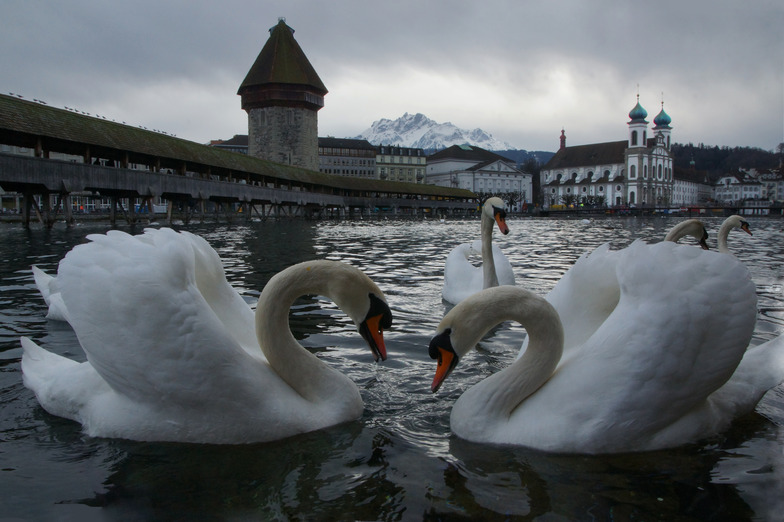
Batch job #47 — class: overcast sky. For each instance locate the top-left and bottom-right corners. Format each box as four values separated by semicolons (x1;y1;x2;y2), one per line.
3;0;782;152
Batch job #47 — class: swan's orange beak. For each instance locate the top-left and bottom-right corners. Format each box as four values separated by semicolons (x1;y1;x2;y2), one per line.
431;347;457;393
359;294;392;362
740;222;752;236
495;213;509;235
360;313;388;362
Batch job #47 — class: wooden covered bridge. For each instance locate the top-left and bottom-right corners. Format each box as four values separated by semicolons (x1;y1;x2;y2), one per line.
0;94;477;226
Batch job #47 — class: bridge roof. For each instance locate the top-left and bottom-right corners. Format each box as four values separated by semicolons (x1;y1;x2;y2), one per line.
0;94;474;199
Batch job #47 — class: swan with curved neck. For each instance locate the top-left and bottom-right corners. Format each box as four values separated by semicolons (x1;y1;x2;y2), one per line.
717;215;751;253
21;228;392;444
664;218;709;249
664;215;751;252
430;240;780;453
442;197;513;304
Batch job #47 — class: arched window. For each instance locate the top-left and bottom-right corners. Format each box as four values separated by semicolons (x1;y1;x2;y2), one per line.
629;191;636;204
630;165;636;179
631;130;638;146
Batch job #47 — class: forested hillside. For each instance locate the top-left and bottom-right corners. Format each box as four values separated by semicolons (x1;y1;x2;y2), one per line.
672;143;781;179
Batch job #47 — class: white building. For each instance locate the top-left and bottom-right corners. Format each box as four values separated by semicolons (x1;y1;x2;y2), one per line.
714;173;762;205
426;145;532;211
540;96;674;208
672;168;713;206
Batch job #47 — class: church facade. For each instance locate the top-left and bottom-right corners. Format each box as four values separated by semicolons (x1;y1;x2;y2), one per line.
540;97;674;208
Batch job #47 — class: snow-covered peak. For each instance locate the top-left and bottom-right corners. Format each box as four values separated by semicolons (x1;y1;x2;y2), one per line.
355;113;517;151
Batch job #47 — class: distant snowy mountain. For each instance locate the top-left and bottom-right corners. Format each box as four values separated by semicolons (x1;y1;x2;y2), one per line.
354;113;518;151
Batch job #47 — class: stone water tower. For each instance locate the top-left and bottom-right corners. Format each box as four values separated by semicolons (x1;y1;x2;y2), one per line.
238;18;327;171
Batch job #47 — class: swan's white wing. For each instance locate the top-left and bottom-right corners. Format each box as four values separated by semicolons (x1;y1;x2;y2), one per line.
518;242;621;359
57;229;256;407
442;243;482;304
180;231;260;357
561;241;757;437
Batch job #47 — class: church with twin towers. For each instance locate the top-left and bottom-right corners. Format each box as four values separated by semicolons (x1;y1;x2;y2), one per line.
540;95;678;208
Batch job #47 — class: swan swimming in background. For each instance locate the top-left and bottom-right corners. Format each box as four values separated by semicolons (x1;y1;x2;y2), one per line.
21;228;392;444
428;240;784;453
664;214;751;252
716;214;752;253
442;197;514;304
664;218;709;249
520;215;754;356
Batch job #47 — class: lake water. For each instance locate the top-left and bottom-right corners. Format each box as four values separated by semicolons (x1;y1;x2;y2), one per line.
1;215;783;520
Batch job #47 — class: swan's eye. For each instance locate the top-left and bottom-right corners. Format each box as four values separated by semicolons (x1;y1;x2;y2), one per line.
428;329;453;360
367;294;392;329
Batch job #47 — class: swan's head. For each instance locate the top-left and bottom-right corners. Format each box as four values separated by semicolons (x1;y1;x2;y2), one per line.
727;215;752;236
689;221;710;250
358;293;393;362
483;197;509;235
428;287;513;392
319;262;393;362
664;219;709;249
428;328;459;393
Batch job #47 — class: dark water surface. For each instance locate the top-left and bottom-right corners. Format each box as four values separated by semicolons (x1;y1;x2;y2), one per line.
1;216;783;520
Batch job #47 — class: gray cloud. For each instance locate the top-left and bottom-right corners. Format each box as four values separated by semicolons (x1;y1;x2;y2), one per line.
2;0;782;152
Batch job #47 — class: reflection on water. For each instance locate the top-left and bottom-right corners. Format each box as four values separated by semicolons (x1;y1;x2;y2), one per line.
1;216;783;520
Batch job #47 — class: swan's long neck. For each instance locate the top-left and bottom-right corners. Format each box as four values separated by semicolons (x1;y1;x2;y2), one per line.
717;219;735;254
457;288;564;421
665;219;702;243
481;212;499;289
255;262;352;403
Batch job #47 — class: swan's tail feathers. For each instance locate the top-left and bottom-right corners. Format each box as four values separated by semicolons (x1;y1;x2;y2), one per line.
20;336;76;393
31;266;70;322
20;337;90;422
717;333;784;418
748;333;784;392
31;265;55;304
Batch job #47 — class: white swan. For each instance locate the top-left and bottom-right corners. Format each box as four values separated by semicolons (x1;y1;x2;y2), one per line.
21;228;392;444
429;240;783;453
664;218;709;249
442;197;514;304
717;214;752;253
664;215;751;252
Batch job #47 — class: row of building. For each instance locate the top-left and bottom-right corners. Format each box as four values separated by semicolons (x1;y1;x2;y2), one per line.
210;135;534;212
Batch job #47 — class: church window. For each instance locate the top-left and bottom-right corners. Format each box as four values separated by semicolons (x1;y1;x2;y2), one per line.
631;131;638;146
630;165;636;179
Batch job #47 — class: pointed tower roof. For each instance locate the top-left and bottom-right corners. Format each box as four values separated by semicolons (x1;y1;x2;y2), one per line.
238;19;327;111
